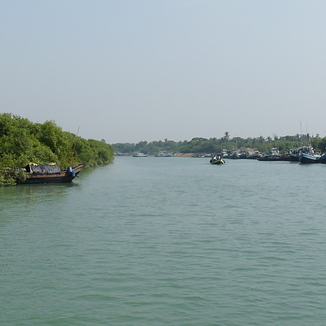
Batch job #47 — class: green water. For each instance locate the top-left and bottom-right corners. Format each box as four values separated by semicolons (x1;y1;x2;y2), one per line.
1;157;326;325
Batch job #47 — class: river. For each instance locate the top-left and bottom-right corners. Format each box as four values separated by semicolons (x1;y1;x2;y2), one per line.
1;157;326;325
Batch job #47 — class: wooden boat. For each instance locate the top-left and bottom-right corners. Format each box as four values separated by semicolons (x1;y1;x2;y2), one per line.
289;146;313;161
246;151;260;159
210;156;225;165
258;154;281;161
280;153;290;161
229;151;247;159
16;163;83;184
155;151;172;157
319;153;326;164
299;153;320;164
258;148;281;161
133;152;148;157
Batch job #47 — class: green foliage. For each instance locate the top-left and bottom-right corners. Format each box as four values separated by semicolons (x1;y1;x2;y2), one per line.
0;113;114;185
311;136;326;153
112;133;324;156
0;154;18;185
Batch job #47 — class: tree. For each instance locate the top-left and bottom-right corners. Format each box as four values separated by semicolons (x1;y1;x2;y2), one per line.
223;132;230;141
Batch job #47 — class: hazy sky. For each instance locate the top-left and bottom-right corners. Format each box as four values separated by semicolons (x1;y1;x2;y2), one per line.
1;1;326;144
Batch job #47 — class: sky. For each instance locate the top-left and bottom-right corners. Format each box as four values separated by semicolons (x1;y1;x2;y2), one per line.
1;0;326;144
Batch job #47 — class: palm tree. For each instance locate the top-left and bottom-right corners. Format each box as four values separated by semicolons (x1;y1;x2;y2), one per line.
224;131;230;141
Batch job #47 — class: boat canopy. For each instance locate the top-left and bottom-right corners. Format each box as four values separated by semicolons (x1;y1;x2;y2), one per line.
25;163;61;174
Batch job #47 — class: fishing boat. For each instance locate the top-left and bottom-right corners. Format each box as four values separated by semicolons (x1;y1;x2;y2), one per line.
155;151;172;157
246;151;260;159
289;146;313;161
229;151;240;159
210;155;225;165
258;148;281;161
133;152;148;157
299;153;320;164
319;153;326;164
258;154;281;161
16;163;83;184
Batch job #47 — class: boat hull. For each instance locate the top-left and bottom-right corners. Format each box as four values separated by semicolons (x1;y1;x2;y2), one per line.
210;159;225;165
299;154;319;164
17;165;83;184
289;154;299;161
258;155;281;161
133;153;148;157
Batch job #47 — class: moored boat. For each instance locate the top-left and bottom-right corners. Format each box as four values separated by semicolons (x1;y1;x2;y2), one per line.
133;152;148;157
155;151;172;157
299;153;320;164
258;148;281;161
289;146;313;161
229;151;240;159
246;151;260;159
319;153;326;164
258;154;281;161
16;163;83;184
229;151;247;159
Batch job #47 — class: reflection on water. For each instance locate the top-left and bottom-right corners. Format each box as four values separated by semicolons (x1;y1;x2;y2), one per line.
0;182;78;202
0;183;79;227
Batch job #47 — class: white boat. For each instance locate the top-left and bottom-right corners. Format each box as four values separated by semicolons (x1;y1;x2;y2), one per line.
155;151;172;157
133;152;148;157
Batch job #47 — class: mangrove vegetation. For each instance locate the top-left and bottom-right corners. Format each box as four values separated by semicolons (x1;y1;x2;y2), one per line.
0;113;114;185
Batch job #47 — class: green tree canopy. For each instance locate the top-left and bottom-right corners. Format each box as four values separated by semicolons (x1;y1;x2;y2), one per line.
112;133;325;156
0;113;114;185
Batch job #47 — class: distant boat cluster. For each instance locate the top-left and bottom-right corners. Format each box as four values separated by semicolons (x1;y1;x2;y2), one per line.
214;146;326;164
117;146;326;164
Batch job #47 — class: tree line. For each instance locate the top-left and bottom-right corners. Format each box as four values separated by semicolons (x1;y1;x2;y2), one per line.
112;132;326;155
0;113;114;185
